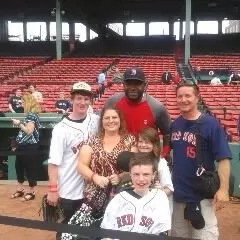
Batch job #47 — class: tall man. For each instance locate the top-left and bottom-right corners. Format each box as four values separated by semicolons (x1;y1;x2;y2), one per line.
104;67;171;156
170;81;231;240
47;82;99;236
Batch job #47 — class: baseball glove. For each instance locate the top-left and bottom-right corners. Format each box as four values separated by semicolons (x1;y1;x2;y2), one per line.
39;194;64;223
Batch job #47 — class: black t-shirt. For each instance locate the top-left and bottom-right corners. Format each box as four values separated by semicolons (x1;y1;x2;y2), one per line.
55;100;71;111
8;96;23;113
231;74;240;82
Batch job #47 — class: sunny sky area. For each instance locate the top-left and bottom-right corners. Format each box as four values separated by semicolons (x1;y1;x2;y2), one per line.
7;20;234;42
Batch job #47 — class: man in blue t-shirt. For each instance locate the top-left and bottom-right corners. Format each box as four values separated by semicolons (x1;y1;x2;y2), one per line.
55;92;71;114
170;81;231;240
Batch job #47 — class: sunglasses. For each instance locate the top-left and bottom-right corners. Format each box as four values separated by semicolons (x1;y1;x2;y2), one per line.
176;80;199;92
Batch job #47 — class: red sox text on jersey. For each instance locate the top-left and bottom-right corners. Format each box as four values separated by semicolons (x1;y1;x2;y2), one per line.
117;214;154;230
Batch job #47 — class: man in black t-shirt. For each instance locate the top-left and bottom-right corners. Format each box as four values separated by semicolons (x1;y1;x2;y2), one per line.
55;92;71;114
8;89;24;113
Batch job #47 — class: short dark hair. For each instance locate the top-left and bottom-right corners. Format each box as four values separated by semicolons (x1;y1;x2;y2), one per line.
15;88;22;92
175;80;200;95
129;152;158;173
26;82;36;88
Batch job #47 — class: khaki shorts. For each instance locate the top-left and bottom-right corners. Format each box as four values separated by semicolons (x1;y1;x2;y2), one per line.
171;199;219;240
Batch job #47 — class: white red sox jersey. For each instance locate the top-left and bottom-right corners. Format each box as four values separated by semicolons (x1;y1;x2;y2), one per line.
48;113;99;200
101;188;171;235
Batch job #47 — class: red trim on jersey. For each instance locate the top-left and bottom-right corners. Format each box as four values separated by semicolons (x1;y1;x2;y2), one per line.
116;97;155;136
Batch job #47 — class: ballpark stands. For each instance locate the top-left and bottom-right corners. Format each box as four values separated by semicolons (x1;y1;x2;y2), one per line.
0;56;239;141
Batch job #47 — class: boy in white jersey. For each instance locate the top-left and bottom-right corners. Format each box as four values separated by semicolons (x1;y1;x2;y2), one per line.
47;82;99;237
101;152;171;236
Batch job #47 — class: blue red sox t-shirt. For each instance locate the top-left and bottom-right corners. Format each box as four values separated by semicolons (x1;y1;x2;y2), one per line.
170;114;232;202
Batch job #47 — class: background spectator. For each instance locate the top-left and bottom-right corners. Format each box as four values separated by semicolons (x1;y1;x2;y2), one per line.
55;92;71;114
97;68;107;98
11;93;41;201
173;71;181;84
8;88;24;113
112;67;123;83
210;75;222;85
161;70;173;85
26;83;43;103
228;71;240;84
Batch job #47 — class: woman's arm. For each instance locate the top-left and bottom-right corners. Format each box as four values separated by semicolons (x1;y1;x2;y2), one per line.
12;118;35;135
158;158;174;196
78;145;109;188
77;145;94;180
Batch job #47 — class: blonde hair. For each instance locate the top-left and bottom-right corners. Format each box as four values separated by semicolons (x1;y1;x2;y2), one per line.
23;93;41;115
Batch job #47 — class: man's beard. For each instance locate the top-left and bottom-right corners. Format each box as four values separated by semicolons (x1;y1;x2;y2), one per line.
125;90;143;102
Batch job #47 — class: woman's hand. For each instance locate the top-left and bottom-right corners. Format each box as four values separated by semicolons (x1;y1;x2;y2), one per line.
109;174;120;186
11;119;21;126
93;174;109;188
153;181;163;189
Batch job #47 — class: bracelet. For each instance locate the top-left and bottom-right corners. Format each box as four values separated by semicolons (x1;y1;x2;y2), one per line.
90;173;96;182
49;188;58;193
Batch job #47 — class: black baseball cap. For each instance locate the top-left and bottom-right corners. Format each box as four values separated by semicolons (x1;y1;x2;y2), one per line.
184;202;205;230
123;67;146;82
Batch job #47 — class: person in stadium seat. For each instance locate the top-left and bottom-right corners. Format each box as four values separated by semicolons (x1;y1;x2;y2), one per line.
173;71;181;85
210;75;222;85
98;68;107;98
170;81;231;240
104;67;171;159
228;71;240;85
112;67;123;84
8;88;24;113
47;82;100;239
55;92;71;114
161;70;173;85
194;66;201;81
26;83;43;103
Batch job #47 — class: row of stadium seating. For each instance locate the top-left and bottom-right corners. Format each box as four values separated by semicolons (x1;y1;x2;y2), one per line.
0;56;48;80
4;55;176;85
1;55;239;86
190;55;240;71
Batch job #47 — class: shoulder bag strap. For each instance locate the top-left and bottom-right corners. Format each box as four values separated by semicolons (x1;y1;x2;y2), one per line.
195;114;205;175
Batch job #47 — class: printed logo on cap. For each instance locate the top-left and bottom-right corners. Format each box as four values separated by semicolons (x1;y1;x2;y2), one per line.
131;69;137;76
